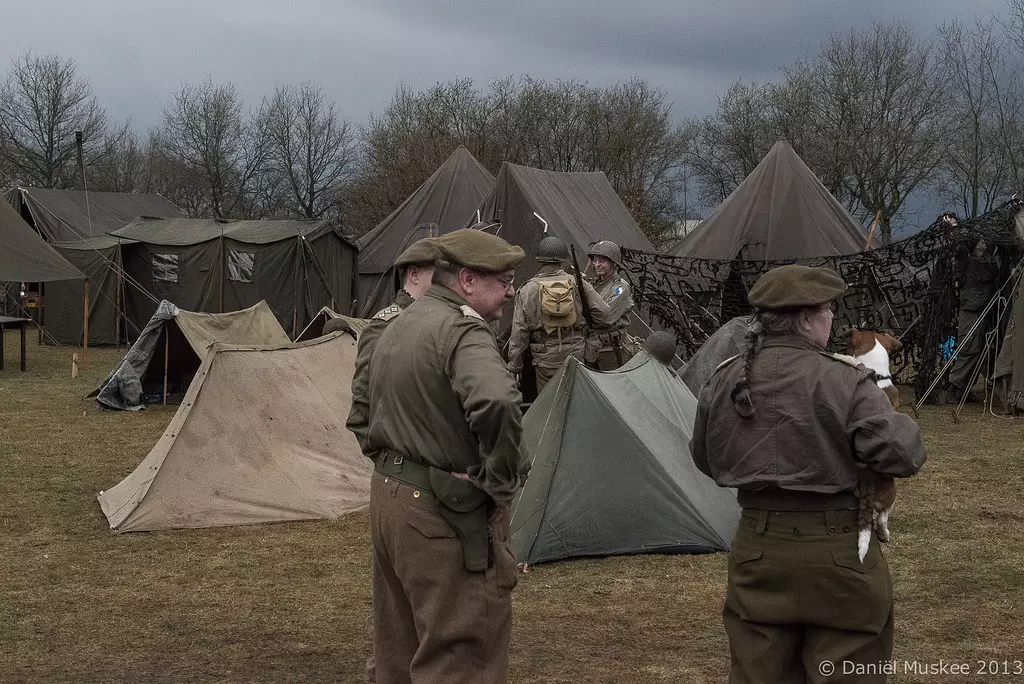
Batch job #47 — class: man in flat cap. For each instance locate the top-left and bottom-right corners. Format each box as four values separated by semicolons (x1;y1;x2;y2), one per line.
507;235;609;394
362;228;528;684
690;264;927;684
585;240;635;370
347;237;439;459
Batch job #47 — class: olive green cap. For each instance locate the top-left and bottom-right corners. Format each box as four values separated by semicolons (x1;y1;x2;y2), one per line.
747;264;846;310
436;229;525;272
394;237;440;268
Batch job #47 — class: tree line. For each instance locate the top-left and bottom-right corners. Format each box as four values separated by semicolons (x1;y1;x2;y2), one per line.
3;2;1024;247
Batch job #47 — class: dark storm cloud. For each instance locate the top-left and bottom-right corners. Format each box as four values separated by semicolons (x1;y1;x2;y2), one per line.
0;0;1012;130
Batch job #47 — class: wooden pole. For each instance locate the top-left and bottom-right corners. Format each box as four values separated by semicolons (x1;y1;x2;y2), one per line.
83;280;89;371
865;210;882;250
163;331;169;406
219;235;224;313
114;262;122;347
292;303;297;338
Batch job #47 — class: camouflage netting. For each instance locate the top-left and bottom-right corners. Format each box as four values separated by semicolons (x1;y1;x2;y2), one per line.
622;198;1024;400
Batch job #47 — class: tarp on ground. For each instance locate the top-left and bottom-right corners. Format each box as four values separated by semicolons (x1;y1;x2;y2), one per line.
5;187;182;242
356;147;494;315
97;332;372;532
510;352;740;565
670;140;868;260
110;217;359;338
679;316;751;395
0;199;83;282
92;300;290;410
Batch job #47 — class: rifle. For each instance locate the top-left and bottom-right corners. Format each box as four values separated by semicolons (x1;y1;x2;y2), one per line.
570;244;596;329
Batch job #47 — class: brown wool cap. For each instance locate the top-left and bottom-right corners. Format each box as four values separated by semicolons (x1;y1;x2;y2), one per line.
394;237;440;268
435;229;525;272
748;264;846;310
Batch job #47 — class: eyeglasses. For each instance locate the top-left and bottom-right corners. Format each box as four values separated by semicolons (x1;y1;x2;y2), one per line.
492;274;515;290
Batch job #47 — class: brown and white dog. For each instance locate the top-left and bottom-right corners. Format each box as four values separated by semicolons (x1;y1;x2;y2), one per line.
844;327;902;562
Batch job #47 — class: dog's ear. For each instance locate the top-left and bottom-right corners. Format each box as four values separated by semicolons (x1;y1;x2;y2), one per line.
890;337;903;353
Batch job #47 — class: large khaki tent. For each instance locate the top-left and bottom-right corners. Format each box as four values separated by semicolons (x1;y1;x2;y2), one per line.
475;162;655;282
5;187;183;345
97;332;372;532
110;217;359;338
0;199;83;283
92;300;290;410
510;353;740;565
670;141;867;260
994;273;1024;414
357;147;494;315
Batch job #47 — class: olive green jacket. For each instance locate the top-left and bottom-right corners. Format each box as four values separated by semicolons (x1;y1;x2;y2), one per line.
690;335;926;494
346;289;415;456
590;273;633;333
366;285;527;506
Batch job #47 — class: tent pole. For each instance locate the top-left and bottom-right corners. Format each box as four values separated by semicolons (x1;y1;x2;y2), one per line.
115;260;122;346
292;303;297;336
219;235;224;313
83;280;89;371
163;332;169;406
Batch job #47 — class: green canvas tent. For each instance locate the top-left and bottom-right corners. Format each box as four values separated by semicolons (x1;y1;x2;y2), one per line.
357;147;494;315
97;332;371;532
510;352;740;565
110;217;359;338
0;199;84;283
91;300;290;410
669;141;867;260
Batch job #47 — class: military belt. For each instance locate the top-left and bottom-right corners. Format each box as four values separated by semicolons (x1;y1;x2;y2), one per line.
737;488;858;511
373;449;494;572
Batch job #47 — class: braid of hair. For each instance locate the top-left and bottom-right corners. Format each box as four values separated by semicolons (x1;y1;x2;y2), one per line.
729;315;763;417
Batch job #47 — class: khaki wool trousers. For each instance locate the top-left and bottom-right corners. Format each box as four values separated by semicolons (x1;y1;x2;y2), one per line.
724;509;894;684
368;472;518;684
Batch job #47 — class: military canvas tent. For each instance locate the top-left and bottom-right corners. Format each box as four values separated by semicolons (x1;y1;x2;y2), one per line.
0;199;83;283
92;300;290;410
475;162;655;282
295;306;370;342
679;316;751;395
5;187;183;345
510;353;740;565
669;141;867;260
110;217;359;338
357;147;494;315
97;332;372;532
993;273;1024;414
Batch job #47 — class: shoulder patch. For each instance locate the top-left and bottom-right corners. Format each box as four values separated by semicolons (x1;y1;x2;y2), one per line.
372;305;402;322
712;354;741;374
459;304;484;321
614;286;623;296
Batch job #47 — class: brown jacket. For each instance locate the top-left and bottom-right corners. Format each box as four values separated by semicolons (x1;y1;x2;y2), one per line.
507;265;609;374
366;285;527;506
346;289;414;456
690;335;926;496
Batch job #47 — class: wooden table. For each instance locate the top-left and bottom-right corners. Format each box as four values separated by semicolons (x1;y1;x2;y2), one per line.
0;316;31;372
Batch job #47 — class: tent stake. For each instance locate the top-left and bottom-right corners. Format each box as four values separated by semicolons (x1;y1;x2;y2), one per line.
83;280;89;371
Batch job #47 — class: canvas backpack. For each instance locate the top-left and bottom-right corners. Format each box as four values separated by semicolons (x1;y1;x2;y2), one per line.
538;277;579;335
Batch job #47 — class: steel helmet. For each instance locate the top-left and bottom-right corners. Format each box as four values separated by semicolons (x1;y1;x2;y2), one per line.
536;236;569;263
587;240;622;267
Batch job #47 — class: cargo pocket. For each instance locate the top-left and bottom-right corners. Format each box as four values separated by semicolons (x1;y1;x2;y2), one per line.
819;547;892;633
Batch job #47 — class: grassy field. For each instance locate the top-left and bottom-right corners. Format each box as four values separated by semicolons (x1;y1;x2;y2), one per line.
1;329;1022;683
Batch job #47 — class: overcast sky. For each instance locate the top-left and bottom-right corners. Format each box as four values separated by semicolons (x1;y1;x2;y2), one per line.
1;0;1012;132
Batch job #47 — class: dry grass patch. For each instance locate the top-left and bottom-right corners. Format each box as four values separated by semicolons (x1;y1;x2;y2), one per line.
1;331;1022;683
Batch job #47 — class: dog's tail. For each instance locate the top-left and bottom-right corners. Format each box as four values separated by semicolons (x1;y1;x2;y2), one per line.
856;479;873;563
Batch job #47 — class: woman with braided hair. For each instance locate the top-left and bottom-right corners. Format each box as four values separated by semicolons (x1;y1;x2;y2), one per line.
690;264;927;684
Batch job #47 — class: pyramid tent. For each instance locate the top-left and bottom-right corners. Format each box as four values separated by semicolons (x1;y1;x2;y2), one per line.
92;300;291;410
670;141;868;260
474;162;654;282
510;353;740;565
97;332;372;532
356;147;494;315
0;198;84;283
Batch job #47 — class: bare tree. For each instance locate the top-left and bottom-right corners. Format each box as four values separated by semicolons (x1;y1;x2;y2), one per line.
810;22;947;242
88;125;150;193
158;78;268;218
934;18;1016;217
0;52;109;188
262;82;357;219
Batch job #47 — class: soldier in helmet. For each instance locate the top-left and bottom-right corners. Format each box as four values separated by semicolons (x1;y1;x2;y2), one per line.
347;237;440;458
585;240;635;370
507;236;609;393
